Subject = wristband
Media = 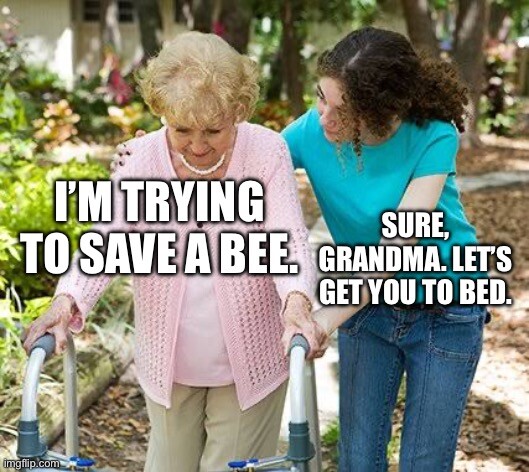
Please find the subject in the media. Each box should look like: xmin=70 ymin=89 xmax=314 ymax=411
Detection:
xmin=52 ymin=293 xmax=78 ymax=314
xmin=283 ymin=290 xmax=313 ymax=314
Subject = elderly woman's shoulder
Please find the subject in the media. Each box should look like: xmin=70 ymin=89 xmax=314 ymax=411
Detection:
xmin=245 ymin=121 xmax=282 ymax=137
xmin=241 ymin=123 xmax=292 ymax=179
xmin=244 ymin=122 xmax=289 ymax=151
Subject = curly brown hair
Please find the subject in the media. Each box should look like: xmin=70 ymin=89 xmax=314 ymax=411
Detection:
xmin=317 ymin=27 xmax=469 ymax=155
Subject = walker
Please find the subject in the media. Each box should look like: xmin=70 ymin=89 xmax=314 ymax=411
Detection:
xmin=16 ymin=334 xmax=100 ymax=471
xmin=16 ymin=334 xmax=323 ymax=472
xmin=222 ymin=334 xmax=322 ymax=472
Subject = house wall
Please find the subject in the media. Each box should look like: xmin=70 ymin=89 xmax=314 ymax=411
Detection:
xmin=73 ymin=0 xmax=187 ymax=77
xmin=10 ymin=0 xmax=410 ymax=90
xmin=10 ymin=0 xmax=188 ymax=83
xmin=8 ymin=0 xmax=75 ymax=88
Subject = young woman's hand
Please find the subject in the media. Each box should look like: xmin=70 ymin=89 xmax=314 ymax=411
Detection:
xmin=281 ymin=293 xmax=329 ymax=360
xmin=21 ymin=296 xmax=75 ymax=356
xmin=110 ymin=129 xmax=146 ymax=173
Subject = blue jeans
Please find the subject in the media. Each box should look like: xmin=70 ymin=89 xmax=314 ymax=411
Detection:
xmin=338 ymin=303 xmax=488 ymax=472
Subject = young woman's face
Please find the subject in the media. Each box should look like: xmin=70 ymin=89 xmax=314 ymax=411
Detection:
xmin=316 ymin=77 xmax=347 ymax=142
xmin=166 ymin=117 xmax=236 ymax=161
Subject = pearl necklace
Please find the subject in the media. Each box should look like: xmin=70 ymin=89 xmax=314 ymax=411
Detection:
xmin=177 ymin=151 xmax=226 ymax=176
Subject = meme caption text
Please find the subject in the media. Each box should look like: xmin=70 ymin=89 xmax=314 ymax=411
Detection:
xmin=18 ymin=180 xmax=513 ymax=306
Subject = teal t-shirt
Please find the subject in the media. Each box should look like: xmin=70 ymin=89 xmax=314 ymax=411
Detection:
xmin=282 ymin=107 xmax=486 ymax=303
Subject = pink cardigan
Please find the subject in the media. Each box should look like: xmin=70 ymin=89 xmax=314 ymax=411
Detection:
xmin=55 ymin=123 xmax=316 ymax=410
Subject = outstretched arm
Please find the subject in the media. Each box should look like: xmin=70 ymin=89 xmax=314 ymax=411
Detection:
xmin=265 ymin=137 xmax=328 ymax=359
xmin=313 ymin=173 xmax=448 ymax=335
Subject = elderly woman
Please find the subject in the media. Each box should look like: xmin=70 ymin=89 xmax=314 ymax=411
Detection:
xmin=22 ymin=32 xmax=326 ymax=472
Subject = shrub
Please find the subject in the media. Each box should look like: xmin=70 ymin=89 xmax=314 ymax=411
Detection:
xmin=252 ymin=100 xmax=294 ymax=131
xmin=33 ymin=99 xmax=80 ymax=150
xmin=479 ymin=41 xmax=520 ymax=135
xmin=0 ymin=159 xmax=108 ymax=300
xmin=0 ymin=82 xmax=28 ymax=134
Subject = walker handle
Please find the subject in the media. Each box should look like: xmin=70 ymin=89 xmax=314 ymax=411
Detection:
xmin=30 ymin=333 xmax=56 ymax=362
xmin=287 ymin=334 xmax=315 ymax=469
xmin=18 ymin=334 xmax=57 ymax=459
xmin=289 ymin=334 xmax=310 ymax=356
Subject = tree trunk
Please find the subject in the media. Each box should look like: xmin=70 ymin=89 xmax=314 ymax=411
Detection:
xmin=373 ymin=0 xmax=408 ymax=35
xmin=218 ymin=0 xmax=252 ymax=53
xmin=134 ymin=0 xmax=163 ymax=61
xmin=266 ymin=48 xmax=283 ymax=101
xmin=453 ymin=0 xmax=489 ymax=147
xmin=400 ymin=0 xmax=440 ymax=56
xmin=280 ymin=0 xmax=305 ymax=117
xmin=488 ymin=3 xmax=511 ymax=42
xmin=174 ymin=0 xmax=192 ymax=26
xmin=100 ymin=0 xmax=121 ymax=54
xmin=192 ymin=0 xmax=214 ymax=32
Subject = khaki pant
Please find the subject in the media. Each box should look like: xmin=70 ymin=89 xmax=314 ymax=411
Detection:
xmin=144 ymin=382 xmax=287 ymax=472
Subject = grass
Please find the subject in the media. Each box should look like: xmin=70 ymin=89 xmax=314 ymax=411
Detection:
xmin=321 ymin=419 xmax=340 ymax=465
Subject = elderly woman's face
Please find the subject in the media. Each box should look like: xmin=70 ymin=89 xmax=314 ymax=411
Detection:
xmin=166 ymin=117 xmax=236 ymax=162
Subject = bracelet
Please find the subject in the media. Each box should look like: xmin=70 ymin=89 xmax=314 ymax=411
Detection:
xmin=52 ymin=293 xmax=78 ymax=314
xmin=283 ymin=290 xmax=313 ymax=314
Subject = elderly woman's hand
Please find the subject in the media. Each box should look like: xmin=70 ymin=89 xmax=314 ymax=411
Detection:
xmin=21 ymin=296 xmax=75 ymax=356
xmin=281 ymin=292 xmax=329 ymax=360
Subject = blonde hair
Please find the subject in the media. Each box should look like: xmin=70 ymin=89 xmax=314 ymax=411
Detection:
xmin=136 ymin=31 xmax=260 ymax=128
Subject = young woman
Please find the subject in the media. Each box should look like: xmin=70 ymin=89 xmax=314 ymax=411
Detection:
xmin=282 ymin=27 xmax=490 ymax=472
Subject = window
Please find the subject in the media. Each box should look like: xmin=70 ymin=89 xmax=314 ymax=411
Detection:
xmin=82 ymin=0 xmax=135 ymax=23
xmin=83 ymin=0 xmax=100 ymax=22
xmin=117 ymin=1 xmax=134 ymax=23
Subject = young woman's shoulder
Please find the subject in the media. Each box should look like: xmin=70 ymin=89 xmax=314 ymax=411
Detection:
xmin=282 ymin=108 xmax=320 ymax=142
xmin=410 ymin=119 xmax=459 ymax=141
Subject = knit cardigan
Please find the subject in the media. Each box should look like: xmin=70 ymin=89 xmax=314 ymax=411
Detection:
xmin=55 ymin=122 xmax=316 ymax=410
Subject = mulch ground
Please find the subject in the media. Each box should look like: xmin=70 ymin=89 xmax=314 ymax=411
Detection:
xmin=457 ymin=135 xmax=529 ymax=176
xmin=52 ymin=368 xmax=148 ymax=472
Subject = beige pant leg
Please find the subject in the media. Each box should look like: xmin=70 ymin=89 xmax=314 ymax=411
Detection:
xmin=199 ymin=382 xmax=288 ymax=472
xmin=144 ymin=385 xmax=207 ymax=472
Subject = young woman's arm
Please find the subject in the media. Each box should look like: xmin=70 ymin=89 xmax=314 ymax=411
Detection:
xmin=313 ymin=174 xmax=448 ymax=335
xmin=265 ymin=136 xmax=329 ymax=358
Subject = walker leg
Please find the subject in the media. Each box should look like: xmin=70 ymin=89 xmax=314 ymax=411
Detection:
xmin=64 ymin=334 xmax=79 ymax=457
xmin=305 ymin=361 xmax=322 ymax=472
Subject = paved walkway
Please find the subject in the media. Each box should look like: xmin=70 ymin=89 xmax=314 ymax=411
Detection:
xmin=458 ymin=171 xmax=529 ymax=192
